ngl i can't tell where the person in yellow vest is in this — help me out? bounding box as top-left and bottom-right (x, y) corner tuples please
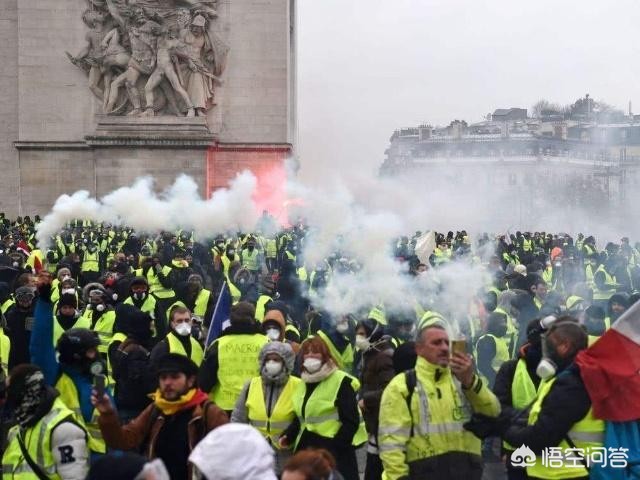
(150, 305), (204, 367)
(122, 276), (163, 338)
(198, 301), (269, 414)
(606, 292), (629, 328)
(592, 257), (618, 308)
(313, 313), (355, 374)
(279, 336), (367, 480)
(499, 320), (603, 480)
(80, 283), (116, 360)
(378, 317), (501, 480)
(55, 328), (113, 455)
(476, 312), (511, 388)
(135, 256), (175, 323)
(240, 236), (264, 274)
(80, 243), (101, 287)
(231, 341), (300, 474)
(492, 318), (549, 480)
(3, 364), (90, 479)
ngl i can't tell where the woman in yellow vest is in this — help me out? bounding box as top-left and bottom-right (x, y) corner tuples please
(231, 341), (300, 474)
(280, 337), (367, 480)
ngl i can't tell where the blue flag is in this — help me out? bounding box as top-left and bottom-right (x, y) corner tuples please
(206, 282), (232, 347)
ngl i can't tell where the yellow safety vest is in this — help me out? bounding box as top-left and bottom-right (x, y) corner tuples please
(241, 249), (260, 271)
(81, 309), (116, 356)
(265, 239), (277, 259)
(315, 331), (354, 373)
(255, 295), (272, 322)
(527, 376), (605, 479)
(592, 266), (617, 301)
(291, 369), (367, 449)
(522, 239), (532, 252)
(2, 397), (84, 480)
(475, 333), (510, 382)
(166, 332), (204, 366)
(0, 329), (10, 374)
(194, 289), (211, 318)
(246, 375), (301, 447)
(52, 314), (91, 348)
(81, 251), (100, 273)
(503, 359), (545, 451)
(55, 373), (105, 454)
(220, 255), (239, 278)
(123, 294), (157, 318)
(209, 334), (269, 410)
(0, 298), (14, 316)
(138, 266), (174, 299)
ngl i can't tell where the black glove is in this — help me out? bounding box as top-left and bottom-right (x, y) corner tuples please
(463, 412), (511, 439)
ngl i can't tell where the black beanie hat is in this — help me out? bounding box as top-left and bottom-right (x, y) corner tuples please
(154, 353), (198, 378)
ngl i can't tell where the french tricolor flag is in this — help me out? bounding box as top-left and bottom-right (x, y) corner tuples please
(576, 300), (640, 421)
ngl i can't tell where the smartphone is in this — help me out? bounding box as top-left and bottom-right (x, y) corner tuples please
(451, 339), (467, 356)
(93, 374), (106, 399)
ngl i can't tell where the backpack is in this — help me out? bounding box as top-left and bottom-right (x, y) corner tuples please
(404, 369), (417, 437)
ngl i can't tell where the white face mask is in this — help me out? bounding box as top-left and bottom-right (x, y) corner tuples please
(265, 328), (280, 341)
(303, 357), (322, 373)
(133, 291), (147, 301)
(264, 360), (283, 376)
(95, 303), (105, 313)
(174, 322), (192, 337)
(61, 288), (75, 295)
(336, 322), (348, 334)
(355, 334), (370, 351)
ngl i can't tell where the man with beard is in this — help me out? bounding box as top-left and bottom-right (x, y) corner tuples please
(2, 365), (89, 479)
(92, 353), (228, 480)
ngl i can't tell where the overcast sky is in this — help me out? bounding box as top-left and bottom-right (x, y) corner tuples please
(296, 0), (640, 180)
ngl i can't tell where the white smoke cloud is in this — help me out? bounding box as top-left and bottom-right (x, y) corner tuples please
(36, 171), (258, 248)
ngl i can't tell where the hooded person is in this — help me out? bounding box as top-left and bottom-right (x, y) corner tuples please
(80, 282), (116, 358)
(92, 353), (228, 480)
(123, 276), (162, 337)
(353, 319), (396, 480)
(583, 305), (607, 344)
(198, 301), (269, 413)
(262, 308), (300, 353)
(51, 293), (89, 348)
(231, 341), (300, 473)
(266, 300), (302, 344)
(2, 364), (90, 479)
(108, 304), (156, 422)
(5, 285), (36, 369)
(189, 423), (277, 480)
(606, 292), (629, 327)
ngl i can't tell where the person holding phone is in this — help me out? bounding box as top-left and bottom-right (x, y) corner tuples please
(378, 317), (501, 480)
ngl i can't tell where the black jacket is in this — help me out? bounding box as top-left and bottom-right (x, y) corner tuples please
(493, 347), (542, 419)
(502, 364), (592, 455)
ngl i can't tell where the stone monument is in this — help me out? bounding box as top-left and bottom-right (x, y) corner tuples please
(0, 0), (296, 215)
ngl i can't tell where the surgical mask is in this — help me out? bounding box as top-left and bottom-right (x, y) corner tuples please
(336, 322), (348, 334)
(264, 360), (283, 376)
(133, 291), (147, 301)
(265, 328), (280, 341)
(303, 357), (322, 373)
(355, 334), (370, 351)
(61, 288), (75, 295)
(174, 322), (192, 337)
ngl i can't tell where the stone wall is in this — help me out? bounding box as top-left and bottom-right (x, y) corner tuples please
(0, 0), (294, 217)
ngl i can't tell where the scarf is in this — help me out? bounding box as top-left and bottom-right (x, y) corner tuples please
(152, 388), (209, 416)
(301, 361), (337, 384)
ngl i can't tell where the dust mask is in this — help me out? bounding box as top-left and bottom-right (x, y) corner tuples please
(336, 322), (348, 334)
(266, 328), (280, 341)
(264, 360), (283, 376)
(355, 334), (370, 351)
(303, 358), (322, 373)
(175, 322), (192, 337)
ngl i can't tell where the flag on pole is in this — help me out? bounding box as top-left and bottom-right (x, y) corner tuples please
(414, 231), (436, 264)
(205, 282), (232, 348)
(575, 300), (640, 421)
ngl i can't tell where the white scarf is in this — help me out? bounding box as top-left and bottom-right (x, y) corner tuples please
(301, 361), (337, 384)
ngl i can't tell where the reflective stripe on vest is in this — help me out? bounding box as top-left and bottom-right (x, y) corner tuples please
(527, 376), (604, 479)
(2, 397), (82, 480)
(292, 369), (366, 448)
(209, 334), (269, 410)
(167, 332), (204, 366)
(246, 375), (300, 447)
(55, 374), (105, 454)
